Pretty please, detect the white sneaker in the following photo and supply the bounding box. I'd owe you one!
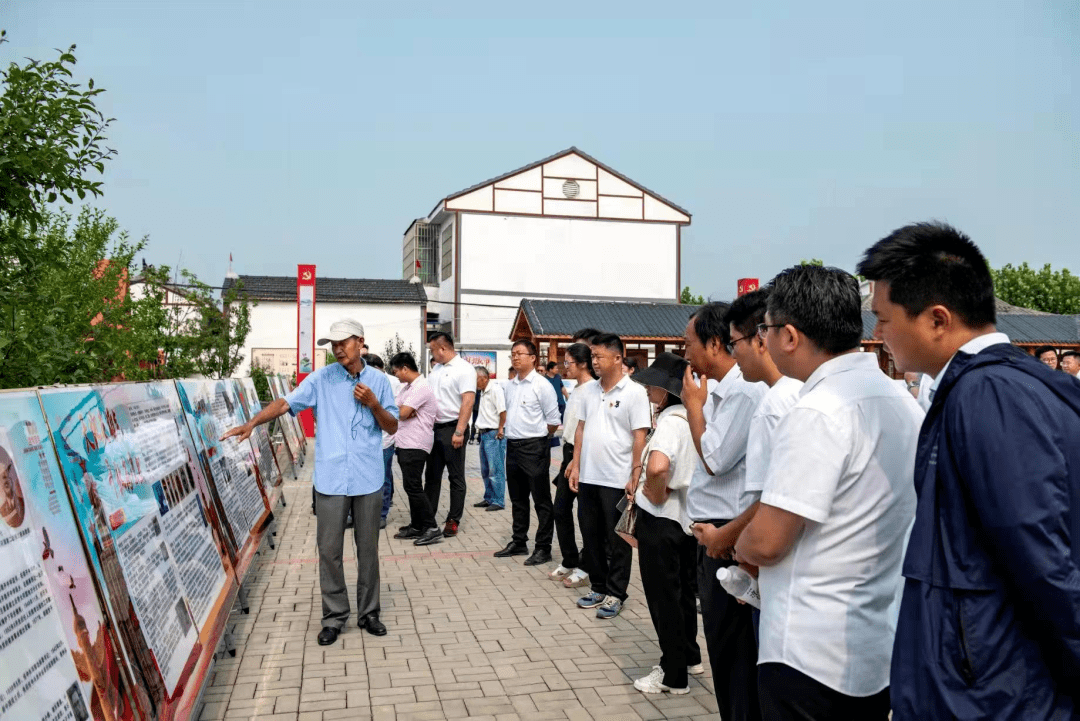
[561,568,590,588]
[548,565,573,581]
[633,665,690,695]
[687,663,705,676]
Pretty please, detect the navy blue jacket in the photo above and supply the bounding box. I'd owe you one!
[892,343,1080,719]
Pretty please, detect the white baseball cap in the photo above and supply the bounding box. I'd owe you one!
[317,319,365,346]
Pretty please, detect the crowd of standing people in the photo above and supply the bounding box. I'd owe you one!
[225,220,1079,720]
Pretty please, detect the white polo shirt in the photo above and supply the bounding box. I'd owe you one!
[503,369,561,439]
[686,366,767,521]
[561,379,595,443]
[742,375,802,508]
[475,381,506,430]
[578,375,651,490]
[428,354,477,423]
[757,351,923,698]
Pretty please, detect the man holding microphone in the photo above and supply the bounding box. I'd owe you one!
[222,319,398,646]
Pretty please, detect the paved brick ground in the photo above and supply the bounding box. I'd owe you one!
[197,442,719,721]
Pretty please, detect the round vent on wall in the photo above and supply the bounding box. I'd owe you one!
[562,180,580,199]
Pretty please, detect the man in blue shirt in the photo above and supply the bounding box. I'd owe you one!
[223,319,398,646]
[858,223,1080,719]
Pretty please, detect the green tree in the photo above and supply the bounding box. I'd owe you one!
[991,262,1080,315]
[0,32,115,233]
[383,332,415,361]
[249,361,271,402]
[799,258,824,266]
[680,286,705,305]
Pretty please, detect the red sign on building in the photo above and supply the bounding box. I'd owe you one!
[737,278,759,297]
[296,265,316,437]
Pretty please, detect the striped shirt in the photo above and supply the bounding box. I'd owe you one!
[686,365,767,521]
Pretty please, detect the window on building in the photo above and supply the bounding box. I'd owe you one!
[440,223,453,282]
[405,223,438,285]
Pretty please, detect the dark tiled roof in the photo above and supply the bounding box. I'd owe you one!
[222,275,427,304]
[862,311,1080,344]
[518,299,698,340]
[443,146,693,220]
[861,294,1051,316]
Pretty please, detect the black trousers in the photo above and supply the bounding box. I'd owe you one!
[552,442,580,568]
[425,422,468,524]
[396,448,436,531]
[577,483,632,602]
[698,533,761,721]
[758,663,890,721]
[506,436,554,551]
[637,507,700,689]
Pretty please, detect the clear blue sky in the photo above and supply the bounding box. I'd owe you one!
[6,1,1078,301]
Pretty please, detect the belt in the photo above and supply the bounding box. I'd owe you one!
[691,518,732,526]
[434,420,459,428]
[476,428,497,433]
[506,436,547,443]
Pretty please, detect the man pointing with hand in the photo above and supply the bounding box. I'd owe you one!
[221,319,398,646]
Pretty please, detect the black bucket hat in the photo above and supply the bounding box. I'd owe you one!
[630,352,689,397]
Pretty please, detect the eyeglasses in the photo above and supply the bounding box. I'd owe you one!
[510,351,535,358]
[756,323,786,338]
[725,334,753,355]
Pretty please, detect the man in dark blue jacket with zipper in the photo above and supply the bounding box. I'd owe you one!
[858,222,1080,720]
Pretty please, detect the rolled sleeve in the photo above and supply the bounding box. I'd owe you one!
[760,407,847,524]
[285,373,318,414]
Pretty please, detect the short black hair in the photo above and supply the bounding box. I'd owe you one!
[1034,346,1057,359]
[546,361,558,371]
[572,328,602,343]
[428,331,455,348]
[389,351,418,372]
[1061,350,1080,361]
[366,353,384,369]
[591,333,624,356]
[767,265,863,354]
[622,356,638,371]
[512,338,538,356]
[689,302,732,350]
[725,288,770,339]
[856,221,996,329]
[565,342,597,379]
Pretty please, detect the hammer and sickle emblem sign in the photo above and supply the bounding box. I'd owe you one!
[302,270,312,280]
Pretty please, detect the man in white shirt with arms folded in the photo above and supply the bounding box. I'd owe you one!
[425,332,477,538]
[494,340,561,565]
[735,265,922,720]
[681,302,767,721]
[568,333,651,620]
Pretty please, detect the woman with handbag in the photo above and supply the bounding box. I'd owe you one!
[628,353,703,696]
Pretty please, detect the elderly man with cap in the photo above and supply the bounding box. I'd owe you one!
[222,319,398,646]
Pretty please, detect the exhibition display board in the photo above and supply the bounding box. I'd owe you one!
[1,377,282,720]
[233,379,283,509]
[267,376,305,463]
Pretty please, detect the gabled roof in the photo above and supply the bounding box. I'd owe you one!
[861,311,1080,344]
[222,275,427,304]
[513,299,699,340]
[861,293,1052,316]
[445,147,692,219]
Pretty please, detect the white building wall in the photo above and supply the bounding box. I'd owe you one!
[238,301,424,377]
[459,213,677,301]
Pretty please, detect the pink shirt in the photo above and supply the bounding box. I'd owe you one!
[394,377,439,453]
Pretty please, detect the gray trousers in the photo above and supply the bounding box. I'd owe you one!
[315,489,381,629]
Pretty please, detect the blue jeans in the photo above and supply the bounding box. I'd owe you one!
[380,445,395,519]
[478,430,506,507]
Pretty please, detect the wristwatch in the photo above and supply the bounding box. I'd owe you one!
[453,430,465,437]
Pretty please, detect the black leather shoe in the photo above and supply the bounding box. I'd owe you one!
[394,526,422,539]
[523,549,552,566]
[317,627,340,645]
[414,528,444,546]
[379,518,387,529]
[494,543,529,558]
[485,505,504,512]
[473,500,490,508]
[358,613,387,636]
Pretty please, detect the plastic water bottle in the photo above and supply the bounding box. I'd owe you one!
[716,566,761,609]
